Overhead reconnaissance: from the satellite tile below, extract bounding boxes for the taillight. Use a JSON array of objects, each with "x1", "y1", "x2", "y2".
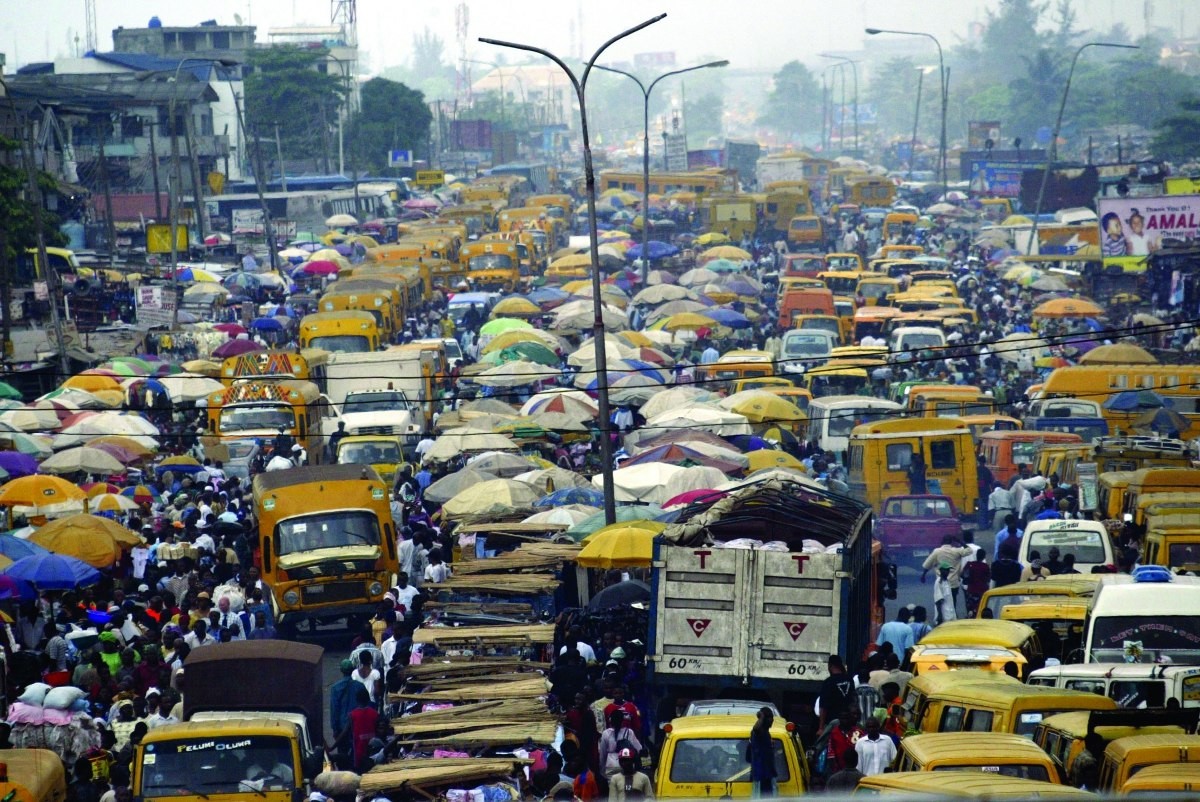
[{"x1": 277, "y1": 569, "x2": 289, "y2": 582}]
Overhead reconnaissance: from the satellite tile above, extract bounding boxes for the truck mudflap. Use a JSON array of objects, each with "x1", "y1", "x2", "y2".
[{"x1": 648, "y1": 477, "x2": 874, "y2": 690}]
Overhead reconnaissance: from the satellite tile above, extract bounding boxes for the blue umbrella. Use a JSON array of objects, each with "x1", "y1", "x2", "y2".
[
  {"x1": 3, "y1": 552, "x2": 101, "y2": 590},
  {"x1": 223, "y1": 272, "x2": 263, "y2": 290},
  {"x1": 250, "y1": 317, "x2": 285, "y2": 332},
  {"x1": 0, "y1": 534, "x2": 50, "y2": 561},
  {"x1": 704, "y1": 308, "x2": 752, "y2": 329},
  {"x1": 528, "y1": 287, "x2": 569, "y2": 306},
  {"x1": 1104, "y1": 390, "x2": 1166, "y2": 411},
  {"x1": 533, "y1": 487, "x2": 606, "y2": 509},
  {"x1": 0, "y1": 452, "x2": 39, "y2": 478},
  {"x1": 626, "y1": 241, "x2": 679, "y2": 261}
]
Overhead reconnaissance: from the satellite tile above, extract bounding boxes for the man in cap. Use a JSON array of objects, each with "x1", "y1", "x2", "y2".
[{"x1": 609, "y1": 748, "x2": 652, "y2": 801}]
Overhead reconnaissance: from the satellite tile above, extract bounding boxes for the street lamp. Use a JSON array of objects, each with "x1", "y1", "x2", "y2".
[
  {"x1": 866, "y1": 27, "x2": 947, "y2": 201},
  {"x1": 481, "y1": 13, "x2": 667, "y2": 525},
  {"x1": 821, "y1": 63, "x2": 847, "y2": 155},
  {"x1": 593, "y1": 59, "x2": 729, "y2": 283},
  {"x1": 820, "y1": 55, "x2": 858, "y2": 157},
  {"x1": 1029, "y1": 41, "x2": 1139, "y2": 254}
]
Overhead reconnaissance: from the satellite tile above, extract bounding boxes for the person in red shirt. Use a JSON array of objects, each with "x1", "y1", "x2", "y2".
[
  {"x1": 335, "y1": 686, "x2": 380, "y2": 772},
  {"x1": 602, "y1": 685, "x2": 642, "y2": 733},
  {"x1": 824, "y1": 709, "x2": 864, "y2": 777}
]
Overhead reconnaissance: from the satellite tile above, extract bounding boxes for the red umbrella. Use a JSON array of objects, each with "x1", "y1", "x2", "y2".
[
  {"x1": 211, "y1": 339, "x2": 264, "y2": 359},
  {"x1": 81, "y1": 482, "x2": 122, "y2": 497},
  {"x1": 214, "y1": 323, "x2": 247, "y2": 336},
  {"x1": 301, "y1": 259, "x2": 340, "y2": 276},
  {"x1": 662, "y1": 489, "x2": 727, "y2": 508}
]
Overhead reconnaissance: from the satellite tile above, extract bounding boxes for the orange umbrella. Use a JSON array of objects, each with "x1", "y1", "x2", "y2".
[{"x1": 1031, "y1": 298, "x2": 1103, "y2": 318}]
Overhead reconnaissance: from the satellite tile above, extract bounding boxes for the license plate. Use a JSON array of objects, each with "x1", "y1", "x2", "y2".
[
  {"x1": 306, "y1": 584, "x2": 325, "y2": 594},
  {"x1": 913, "y1": 549, "x2": 931, "y2": 557}
]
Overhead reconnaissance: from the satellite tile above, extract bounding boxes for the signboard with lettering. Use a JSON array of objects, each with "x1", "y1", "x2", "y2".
[
  {"x1": 664, "y1": 133, "x2": 688, "y2": 172},
  {"x1": 415, "y1": 170, "x2": 445, "y2": 188},
  {"x1": 136, "y1": 286, "x2": 177, "y2": 328},
  {"x1": 146, "y1": 223, "x2": 188, "y2": 254},
  {"x1": 1097, "y1": 194, "x2": 1200, "y2": 274},
  {"x1": 1075, "y1": 462, "x2": 1098, "y2": 512}
]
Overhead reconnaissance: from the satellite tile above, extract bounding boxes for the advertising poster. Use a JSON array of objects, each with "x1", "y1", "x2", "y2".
[{"x1": 1097, "y1": 194, "x2": 1200, "y2": 274}]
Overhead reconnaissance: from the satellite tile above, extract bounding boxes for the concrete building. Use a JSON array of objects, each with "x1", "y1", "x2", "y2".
[{"x1": 112, "y1": 18, "x2": 256, "y2": 63}]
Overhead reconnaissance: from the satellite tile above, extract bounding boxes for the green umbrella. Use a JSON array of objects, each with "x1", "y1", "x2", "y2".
[
  {"x1": 0, "y1": 382, "x2": 22, "y2": 401},
  {"x1": 0, "y1": 432, "x2": 52, "y2": 458},
  {"x1": 500, "y1": 342, "x2": 559, "y2": 366},
  {"x1": 705, "y1": 258, "x2": 741, "y2": 273},
  {"x1": 565, "y1": 504, "x2": 666, "y2": 541},
  {"x1": 0, "y1": 400, "x2": 23, "y2": 412},
  {"x1": 480, "y1": 318, "x2": 533, "y2": 337},
  {"x1": 291, "y1": 231, "x2": 320, "y2": 243}
]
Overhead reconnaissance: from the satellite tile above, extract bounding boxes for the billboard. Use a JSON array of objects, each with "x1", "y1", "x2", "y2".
[
  {"x1": 968, "y1": 120, "x2": 1001, "y2": 151},
  {"x1": 687, "y1": 149, "x2": 723, "y2": 169},
  {"x1": 967, "y1": 161, "x2": 1027, "y2": 198},
  {"x1": 1097, "y1": 194, "x2": 1200, "y2": 274},
  {"x1": 451, "y1": 119, "x2": 493, "y2": 151}
]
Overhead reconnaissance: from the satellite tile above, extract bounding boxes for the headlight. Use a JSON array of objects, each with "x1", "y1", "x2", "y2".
[
  {"x1": 283, "y1": 590, "x2": 300, "y2": 606},
  {"x1": 368, "y1": 581, "x2": 384, "y2": 596}
]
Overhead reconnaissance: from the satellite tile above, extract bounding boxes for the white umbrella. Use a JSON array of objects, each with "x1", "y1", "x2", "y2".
[
  {"x1": 0, "y1": 407, "x2": 61, "y2": 432},
  {"x1": 325, "y1": 213, "x2": 359, "y2": 227},
  {"x1": 639, "y1": 387, "x2": 720, "y2": 420},
  {"x1": 60, "y1": 412, "x2": 159, "y2": 438},
  {"x1": 466, "y1": 450, "x2": 541, "y2": 477},
  {"x1": 663, "y1": 466, "x2": 729, "y2": 500},
  {"x1": 523, "y1": 505, "x2": 598, "y2": 526},
  {"x1": 553, "y1": 300, "x2": 627, "y2": 331},
  {"x1": 183, "y1": 281, "x2": 229, "y2": 298},
  {"x1": 442, "y1": 478, "x2": 538, "y2": 518},
  {"x1": 631, "y1": 284, "x2": 696, "y2": 306},
  {"x1": 645, "y1": 405, "x2": 752, "y2": 436},
  {"x1": 158, "y1": 374, "x2": 225, "y2": 403},
  {"x1": 39, "y1": 447, "x2": 125, "y2": 475},
  {"x1": 520, "y1": 389, "x2": 599, "y2": 419},
  {"x1": 678, "y1": 267, "x2": 718, "y2": 286},
  {"x1": 421, "y1": 433, "x2": 518, "y2": 463},
  {"x1": 473, "y1": 360, "x2": 558, "y2": 388},
  {"x1": 567, "y1": 335, "x2": 637, "y2": 368},
  {"x1": 513, "y1": 466, "x2": 591, "y2": 493},
  {"x1": 597, "y1": 462, "x2": 688, "y2": 504}
]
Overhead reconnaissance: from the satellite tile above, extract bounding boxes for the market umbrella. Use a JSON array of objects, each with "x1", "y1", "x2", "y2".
[
  {"x1": 480, "y1": 318, "x2": 534, "y2": 337},
  {"x1": 491, "y1": 297, "x2": 542, "y2": 318},
  {"x1": 568, "y1": 334, "x2": 636, "y2": 368},
  {"x1": 498, "y1": 342, "x2": 559, "y2": 367},
  {"x1": 622, "y1": 444, "x2": 744, "y2": 474},
  {"x1": 695, "y1": 232, "x2": 730, "y2": 246},
  {"x1": 158, "y1": 374, "x2": 225, "y2": 403},
  {"x1": 89, "y1": 443, "x2": 141, "y2": 465},
  {"x1": 523, "y1": 506, "x2": 599, "y2": 527},
  {"x1": 644, "y1": 405, "x2": 753, "y2": 437},
  {"x1": 662, "y1": 488, "x2": 727, "y2": 509},
  {"x1": 521, "y1": 390, "x2": 598, "y2": 420},
  {"x1": 211, "y1": 339, "x2": 264, "y2": 359},
  {"x1": 1079, "y1": 343, "x2": 1157, "y2": 365},
  {"x1": 0, "y1": 475, "x2": 87, "y2": 510},
  {"x1": 1132, "y1": 312, "x2": 1164, "y2": 326},
  {"x1": 39, "y1": 447, "x2": 125, "y2": 476},
  {"x1": 0, "y1": 535, "x2": 48, "y2": 561},
  {"x1": 29, "y1": 514, "x2": 141, "y2": 568},
  {"x1": 566, "y1": 505, "x2": 666, "y2": 539},
  {"x1": 120, "y1": 485, "x2": 160, "y2": 505},
  {"x1": 299, "y1": 259, "x2": 340, "y2": 276},
  {"x1": 91, "y1": 436, "x2": 157, "y2": 457},
  {"x1": 1134, "y1": 407, "x2": 1191, "y2": 434},
  {"x1": 1032, "y1": 298, "x2": 1104, "y2": 318},
  {"x1": 1031, "y1": 275, "x2": 1070, "y2": 292},
  {"x1": 0, "y1": 452, "x2": 39, "y2": 478},
  {"x1": 722, "y1": 391, "x2": 807, "y2": 425},
  {"x1": 459, "y1": 398, "x2": 519, "y2": 418},
  {"x1": 0, "y1": 382, "x2": 21, "y2": 402},
  {"x1": 2, "y1": 552, "x2": 101, "y2": 590},
  {"x1": 325, "y1": 213, "x2": 359, "y2": 227},
  {"x1": 678, "y1": 267, "x2": 718, "y2": 287},
  {"x1": 598, "y1": 462, "x2": 688, "y2": 504},
  {"x1": 89, "y1": 493, "x2": 142, "y2": 513},
  {"x1": 994, "y1": 333, "x2": 1049, "y2": 363},
  {"x1": 631, "y1": 284, "x2": 695, "y2": 306},
  {"x1": 745, "y1": 450, "x2": 806, "y2": 473},
  {"x1": 533, "y1": 487, "x2": 606, "y2": 509},
  {"x1": 1103, "y1": 390, "x2": 1167, "y2": 411},
  {"x1": 699, "y1": 245, "x2": 751, "y2": 262},
  {"x1": 423, "y1": 468, "x2": 500, "y2": 505},
  {"x1": 441, "y1": 478, "x2": 538, "y2": 518},
  {"x1": 156, "y1": 455, "x2": 205, "y2": 474},
  {"x1": 474, "y1": 360, "x2": 557, "y2": 388},
  {"x1": 464, "y1": 450, "x2": 542, "y2": 478},
  {"x1": 62, "y1": 374, "x2": 122, "y2": 395},
  {"x1": 625, "y1": 240, "x2": 678, "y2": 261},
  {"x1": 702, "y1": 308, "x2": 752, "y2": 329},
  {"x1": 421, "y1": 433, "x2": 520, "y2": 464},
  {"x1": 609, "y1": 373, "x2": 665, "y2": 406},
  {"x1": 213, "y1": 323, "x2": 247, "y2": 336},
  {"x1": 577, "y1": 525, "x2": 660, "y2": 568},
  {"x1": 0, "y1": 433, "x2": 53, "y2": 459},
  {"x1": 663, "y1": 312, "x2": 717, "y2": 332},
  {"x1": 512, "y1": 466, "x2": 591, "y2": 493}
]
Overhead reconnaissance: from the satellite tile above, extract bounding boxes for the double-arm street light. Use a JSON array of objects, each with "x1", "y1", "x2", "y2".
[
  {"x1": 481, "y1": 13, "x2": 667, "y2": 525},
  {"x1": 866, "y1": 27, "x2": 947, "y2": 201},
  {"x1": 1029, "y1": 41, "x2": 1139, "y2": 253},
  {"x1": 819, "y1": 55, "x2": 858, "y2": 157},
  {"x1": 593, "y1": 59, "x2": 729, "y2": 283}
]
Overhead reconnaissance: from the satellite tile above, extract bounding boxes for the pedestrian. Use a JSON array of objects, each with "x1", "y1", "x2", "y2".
[
  {"x1": 600, "y1": 710, "x2": 642, "y2": 780},
  {"x1": 608, "y1": 748, "x2": 653, "y2": 802},
  {"x1": 853, "y1": 716, "x2": 896, "y2": 777},
  {"x1": 351, "y1": 649, "x2": 382, "y2": 706},
  {"x1": 875, "y1": 609, "x2": 914, "y2": 657},
  {"x1": 823, "y1": 709, "x2": 863, "y2": 777},
  {"x1": 962, "y1": 548, "x2": 991, "y2": 617},
  {"x1": 817, "y1": 655, "x2": 854, "y2": 732},
  {"x1": 907, "y1": 606, "x2": 932, "y2": 643},
  {"x1": 335, "y1": 686, "x2": 379, "y2": 773},
  {"x1": 990, "y1": 542, "x2": 1023, "y2": 590},
  {"x1": 1021, "y1": 553, "x2": 1051, "y2": 582},
  {"x1": 906, "y1": 453, "x2": 927, "y2": 494},
  {"x1": 920, "y1": 535, "x2": 973, "y2": 613},
  {"x1": 747, "y1": 707, "x2": 777, "y2": 797},
  {"x1": 823, "y1": 748, "x2": 864, "y2": 793},
  {"x1": 932, "y1": 562, "x2": 956, "y2": 625}
]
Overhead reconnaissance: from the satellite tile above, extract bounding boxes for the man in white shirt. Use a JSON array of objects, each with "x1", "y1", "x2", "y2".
[
  {"x1": 392, "y1": 573, "x2": 420, "y2": 615},
  {"x1": 215, "y1": 596, "x2": 248, "y2": 641},
  {"x1": 414, "y1": 437, "x2": 436, "y2": 461},
  {"x1": 183, "y1": 620, "x2": 215, "y2": 650},
  {"x1": 699, "y1": 344, "x2": 720, "y2": 364},
  {"x1": 854, "y1": 716, "x2": 896, "y2": 776},
  {"x1": 558, "y1": 626, "x2": 597, "y2": 664}
]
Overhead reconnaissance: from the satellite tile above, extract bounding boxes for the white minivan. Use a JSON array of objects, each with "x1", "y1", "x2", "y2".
[
  {"x1": 1084, "y1": 570, "x2": 1200, "y2": 664},
  {"x1": 1018, "y1": 519, "x2": 1116, "y2": 574},
  {"x1": 779, "y1": 329, "x2": 837, "y2": 374},
  {"x1": 889, "y1": 326, "x2": 946, "y2": 357}
]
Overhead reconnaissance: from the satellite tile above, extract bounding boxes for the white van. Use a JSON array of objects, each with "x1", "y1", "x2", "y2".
[
  {"x1": 779, "y1": 329, "x2": 837, "y2": 374},
  {"x1": 889, "y1": 326, "x2": 946, "y2": 356},
  {"x1": 1028, "y1": 663, "x2": 1200, "y2": 708},
  {"x1": 1084, "y1": 570, "x2": 1200, "y2": 664},
  {"x1": 807, "y1": 395, "x2": 902, "y2": 457},
  {"x1": 1018, "y1": 519, "x2": 1115, "y2": 574}
]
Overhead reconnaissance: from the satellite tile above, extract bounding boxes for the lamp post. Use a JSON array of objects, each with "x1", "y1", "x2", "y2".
[
  {"x1": 820, "y1": 55, "x2": 859, "y2": 157},
  {"x1": 481, "y1": 13, "x2": 667, "y2": 525},
  {"x1": 866, "y1": 27, "x2": 947, "y2": 201},
  {"x1": 1029, "y1": 42, "x2": 1139, "y2": 254},
  {"x1": 822, "y1": 62, "x2": 847, "y2": 155},
  {"x1": 594, "y1": 60, "x2": 728, "y2": 283},
  {"x1": 324, "y1": 54, "x2": 353, "y2": 176}
]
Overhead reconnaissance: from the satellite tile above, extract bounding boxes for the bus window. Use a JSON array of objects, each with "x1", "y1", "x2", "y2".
[
  {"x1": 930, "y1": 440, "x2": 957, "y2": 470},
  {"x1": 888, "y1": 443, "x2": 913, "y2": 471}
]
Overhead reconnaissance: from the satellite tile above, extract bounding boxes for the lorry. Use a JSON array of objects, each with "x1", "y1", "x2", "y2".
[
  {"x1": 875, "y1": 494, "x2": 966, "y2": 567},
  {"x1": 133, "y1": 640, "x2": 325, "y2": 802},
  {"x1": 324, "y1": 349, "x2": 439, "y2": 453},
  {"x1": 0, "y1": 749, "x2": 65, "y2": 802},
  {"x1": 648, "y1": 477, "x2": 882, "y2": 719}
]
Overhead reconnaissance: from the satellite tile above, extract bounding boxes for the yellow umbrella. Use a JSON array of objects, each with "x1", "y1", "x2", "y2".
[
  {"x1": 560, "y1": 279, "x2": 592, "y2": 293},
  {"x1": 616, "y1": 331, "x2": 654, "y2": 348},
  {"x1": 89, "y1": 493, "x2": 142, "y2": 513},
  {"x1": 89, "y1": 389, "x2": 126, "y2": 408},
  {"x1": 481, "y1": 329, "x2": 560, "y2": 355},
  {"x1": 1078, "y1": 343, "x2": 1157, "y2": 365},
  {"x1": 1002, "y1": 264, "x2": 1040, "y2": 282},
  {"x1": 551, "y1": 254, "x2": 594, "y2": 272},
  {"x1": 0, "y1": 475, "x2": 88, "y2": 508},
  {"x1": 90, "y1": 435, "x2": 157, "y2": 457},
  {"x1": 577, "y1": 525, "x2": 661, "y2": 568},
  {"x1": 29, "y1": 513, "x2": 142, "y2": 567},
  {"x1": 663, "y1": 312, "x2": 718, "y2": 332},
  {"x1": 726, "y1": 392, "x2": 807, "y2": 425},
  {"x1": 346, "y1": 234, "x2": 380, "y2": 249},
  {"x1": 582, "y1": 520, "x2": 666, "y2": 543},
  {"x1": 1001, "y1": 214, "x2": 1033, "y2": 226},
  {"x1": 1032, "y1": 298, "x2": 1104, "y2": 318},
  {"x1": 181, "y1": 359, "x2": 223, "y2": 377},
  {"x1": 696, "y1": 232, "x2": 731, "y2": 246},
  {"x1": 62, "y1": 374, "x2": 122, "y2": 394},
  {"x1": 699, "y1": 245, "x2": 751, "y2": 262},
  {"x1": 491, "y1": 297, "x2": 542, "y2": 318},
  {"x1": 746, "y1": 450, "x2": 807, "y2": 473}
]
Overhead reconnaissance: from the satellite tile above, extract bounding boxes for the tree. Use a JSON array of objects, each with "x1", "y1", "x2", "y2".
[
  {"x1": 684, "y1": 92, "x2": 724, "y2": 148},
  {"x1": 345, "y1": 77, "x2": 433, "y2": 174},
  {"x1": 1151, "y1": 97, "x2": 1200, "y2": 163},
  {"x1": 243, "y1": 46, "x2": 346, "y2": 171},
  {"x1": 757, "y1": 61, "x2": 821, "y2": 139}
]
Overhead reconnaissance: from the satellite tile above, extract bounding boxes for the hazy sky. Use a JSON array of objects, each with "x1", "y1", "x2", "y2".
[{"x1": 3, "y1": 0, "x2": 1180, "y2": 76}]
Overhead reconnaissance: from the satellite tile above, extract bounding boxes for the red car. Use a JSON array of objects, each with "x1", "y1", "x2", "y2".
[{"x1": 875, "y1": 494, "x2": 965, "y2": 566}]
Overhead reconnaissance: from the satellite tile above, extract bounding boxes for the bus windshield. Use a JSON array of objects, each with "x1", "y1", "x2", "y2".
[
  {"x1": 140, "y1": 735, "x2": 295, "y2": 796},
  {"x1": 308, "y1": 335, "x2": 370, "y2": 352},
  {"x1": 344, "y1": 391, "x2": 410, "y2": 413},
  {"x1": 339, "y1": 441, "x2": 403, "y2": 465},
  {"x1": 827, "y1": 408, "x2": 868, "y2": 438},
  {"x1": 469, "y1": 254, "x2": 514, "y2": 271},
  {"x1": 220, "y1": 405, "x2": 294, "y2": 432},
  {"x1": 783, "y1": 334, "x2": 830, "y2": 358},
  {"x1": 1090, "y1": 615, "x2": 1200, "y2": 663},
  {"x1": 275, "y1": 510, "x2": 381, "y2": 556}
]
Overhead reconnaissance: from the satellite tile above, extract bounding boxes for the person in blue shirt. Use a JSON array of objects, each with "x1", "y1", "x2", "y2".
[
  {"x1": 994, "y1": 514, "x2": 1024, "y2": 555},
  {"x1": 876, "y1": 608, "x2": 914, "y2": 657}
]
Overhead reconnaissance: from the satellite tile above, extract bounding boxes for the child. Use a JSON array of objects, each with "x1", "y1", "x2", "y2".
[{"x1": 933, "y1": 562, "x2": 957, "y2": 625}]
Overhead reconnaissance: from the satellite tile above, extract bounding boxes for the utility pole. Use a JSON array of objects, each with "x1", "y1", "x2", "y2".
[
  {"x1": 94, "y1": 114, "x2": 118, "y2": 267},
  {"x1": 18, "y1": 115, "x2": 70, "y2": 367},
  {"x1": 274, "y1": 123, "x2": 287, "y2": 191},
  {"x1": 183, "y1": 104, "x2": 207, "y2": 248},
  {"x1": 168, "y1": 96, "x2": 185, "y2": 328},
  {"x1": 909, "y1": 69, "x2": 924, "y2": 180},
  {"x1": 147, "y1": 117, "x2": 162, "y2": 219}
]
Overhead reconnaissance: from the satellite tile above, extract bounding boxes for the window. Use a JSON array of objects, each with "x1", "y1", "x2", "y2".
[
  {"x1": 1065, "y1": 679, "x2": 1107, "y2": 695},
  {"x1": 938, "y1": 705, "x2": 965, "y2": 732},
  {"x1": 1109, "y1": 681, "x2": 1165, "y2": 708},
  {"x1": 668, "y1": 738, "x2": 790, "y2": 783},
  {"x1": 964, "y1": 710, "x2": 994, "y2": 732},
  {"x1": 849, "y1": 446, "x2": 863, "y2": 471},
  {"x1": 929, "y1": 439, "x2": 957, "y2": 470},
  {"x1": 886, "y1": 443, "x2": 913, "y2": 471}
]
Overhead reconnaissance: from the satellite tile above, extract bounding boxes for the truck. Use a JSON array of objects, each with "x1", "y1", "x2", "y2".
[
  {"x1": 875, "y1": 494, "x2": 966, "y2": 567},
  {"x1": 133, "y1": 640, "x2": 325, "y2": 802},
  {"x1": 324, "y1": 349, "x2": 438, "y2": 453},
  {"x1": 648, "y1": 477, "x2": 882, "y2": 719}
]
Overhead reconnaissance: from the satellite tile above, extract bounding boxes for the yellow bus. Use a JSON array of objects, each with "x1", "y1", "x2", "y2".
[
  {"x1": 253, "y1": 463, "x2": 398, "y2": 632},
  {"x1": 764, "y1": 188, "x2": 812, "y2": 233},
  {"x1": 598, "y1": 169, "x2": 735, "y2": 196},
  {"x1": 1043, "y1": 365, "x2": 1200, "y2": 438},
  {"x1": 461, "y1": 240, "x2": 521, "y2": 292},
  {"x1": 319, "y1": 288, "x2": 400, "y2": 341},
  {"x1": 206, "y1": 380, "x2": 328, "y2": 463},
  {"x1": 298, "y1": 311, "x2": 380, "y2": 353},
  {"x1": 848, "y1": 416, "x2": 978, "y2": 513},
  {"x1": 220, "y1": 349, "x2": 328, "y2": 390},
  {"x1": 847, "y1": 175, "x2": 896, "y2": 207}
]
